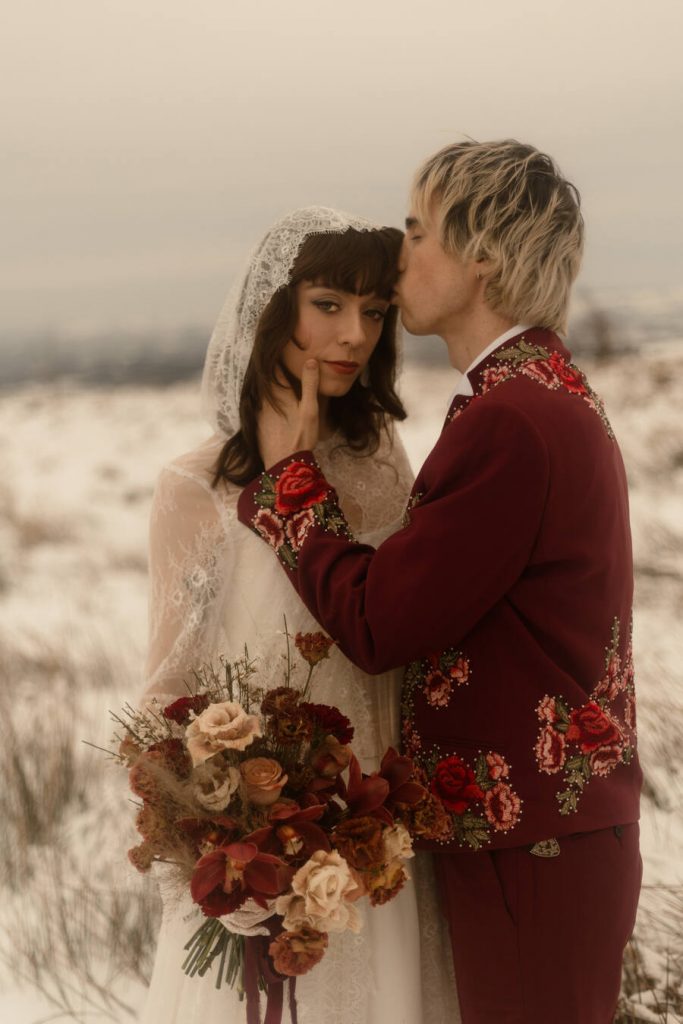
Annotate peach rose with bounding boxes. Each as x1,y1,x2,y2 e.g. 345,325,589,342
275,850,363,934
240,757,288,807
193,759,241,812
185,701,261,766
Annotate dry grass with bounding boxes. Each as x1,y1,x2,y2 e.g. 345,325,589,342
0,481,76,549
0,693,91,886
616,887,683,1022
0,854,159,1022
0,647,159,1021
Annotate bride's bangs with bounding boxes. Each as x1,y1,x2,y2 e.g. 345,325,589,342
290,227,403,299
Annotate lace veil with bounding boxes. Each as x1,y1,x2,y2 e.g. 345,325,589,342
144,206,412,701
200,206,380,437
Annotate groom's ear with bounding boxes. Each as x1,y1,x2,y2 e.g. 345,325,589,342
474,256,494,281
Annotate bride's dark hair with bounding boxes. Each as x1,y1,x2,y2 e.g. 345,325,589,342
211,226,407,488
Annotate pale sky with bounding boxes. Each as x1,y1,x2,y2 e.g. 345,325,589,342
2,0,682,335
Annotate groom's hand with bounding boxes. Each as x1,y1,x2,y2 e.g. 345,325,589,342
257,359,320,469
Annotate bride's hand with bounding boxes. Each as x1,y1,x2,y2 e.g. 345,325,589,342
257,359,320,469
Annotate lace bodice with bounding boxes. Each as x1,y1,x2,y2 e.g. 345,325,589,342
143,424,413,707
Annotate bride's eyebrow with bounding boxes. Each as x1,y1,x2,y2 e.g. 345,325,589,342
405,216,420,230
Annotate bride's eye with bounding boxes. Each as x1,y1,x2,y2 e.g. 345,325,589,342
364,307,388,321
312,299,340,313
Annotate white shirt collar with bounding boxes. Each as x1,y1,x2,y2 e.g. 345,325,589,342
446,324,532,406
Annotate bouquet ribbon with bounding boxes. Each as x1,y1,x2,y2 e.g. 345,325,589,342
244,919,297,1024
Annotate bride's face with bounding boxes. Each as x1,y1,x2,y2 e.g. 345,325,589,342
283,281,390,397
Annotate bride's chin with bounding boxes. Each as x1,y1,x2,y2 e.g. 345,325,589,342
318,378,357,398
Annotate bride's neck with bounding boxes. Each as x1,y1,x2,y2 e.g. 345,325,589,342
318,396,334,441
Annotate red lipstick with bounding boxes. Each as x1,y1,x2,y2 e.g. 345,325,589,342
325,361,359,375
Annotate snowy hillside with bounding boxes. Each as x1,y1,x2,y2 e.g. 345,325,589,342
0,344,681,1022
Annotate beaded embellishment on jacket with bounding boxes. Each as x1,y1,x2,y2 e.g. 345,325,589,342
401,745,523,850
401,649,522,849
250,457,352,569
405,649,471,710
534,617,637,815
446,338,615,439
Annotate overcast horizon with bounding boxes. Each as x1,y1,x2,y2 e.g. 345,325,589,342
3,0,682,338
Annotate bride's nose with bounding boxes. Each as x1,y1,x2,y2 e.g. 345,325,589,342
338,310,367,348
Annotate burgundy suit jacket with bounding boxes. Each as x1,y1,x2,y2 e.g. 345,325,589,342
237,329,642,852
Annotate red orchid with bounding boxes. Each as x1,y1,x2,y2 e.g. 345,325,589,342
190,841,294,917
176,815,239,855
338,753,392,824
244,802,331,859
379,747,427,810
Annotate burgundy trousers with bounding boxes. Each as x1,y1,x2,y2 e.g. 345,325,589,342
433,824,642,1024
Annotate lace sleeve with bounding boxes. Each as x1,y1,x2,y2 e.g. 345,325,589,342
142,462,232,702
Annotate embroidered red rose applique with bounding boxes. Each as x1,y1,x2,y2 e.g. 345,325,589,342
250,458,351,568
274,461,332,514
426,750,522,849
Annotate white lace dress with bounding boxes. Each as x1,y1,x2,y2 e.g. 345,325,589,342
137,427,458,1024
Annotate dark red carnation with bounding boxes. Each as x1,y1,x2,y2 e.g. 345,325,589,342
295,632,335,666
163,693,210,725
430,755,484,815
299,702,354,744
274,461,331,515
261,687,300,716
566,701,623,753
148,737,192,778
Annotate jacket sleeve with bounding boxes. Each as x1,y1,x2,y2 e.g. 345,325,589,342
237,400,550,674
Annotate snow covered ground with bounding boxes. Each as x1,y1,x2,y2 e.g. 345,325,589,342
1,344,682,1022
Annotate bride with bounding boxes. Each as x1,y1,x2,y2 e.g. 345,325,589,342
138,207,457,1024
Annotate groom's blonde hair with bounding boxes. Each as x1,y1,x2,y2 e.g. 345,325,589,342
411,140,584,333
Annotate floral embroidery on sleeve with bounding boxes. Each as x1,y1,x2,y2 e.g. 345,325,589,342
249,458,352,569
533,617,636,815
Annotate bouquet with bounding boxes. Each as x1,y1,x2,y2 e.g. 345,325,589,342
111,628,426,1023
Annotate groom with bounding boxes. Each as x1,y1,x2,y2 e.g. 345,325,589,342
237,140,642,1023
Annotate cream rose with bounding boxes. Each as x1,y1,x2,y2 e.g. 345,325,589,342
241,757,288,807
185,700,261,766
383,823,414,864
275,850,362,934
193,759,241,811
